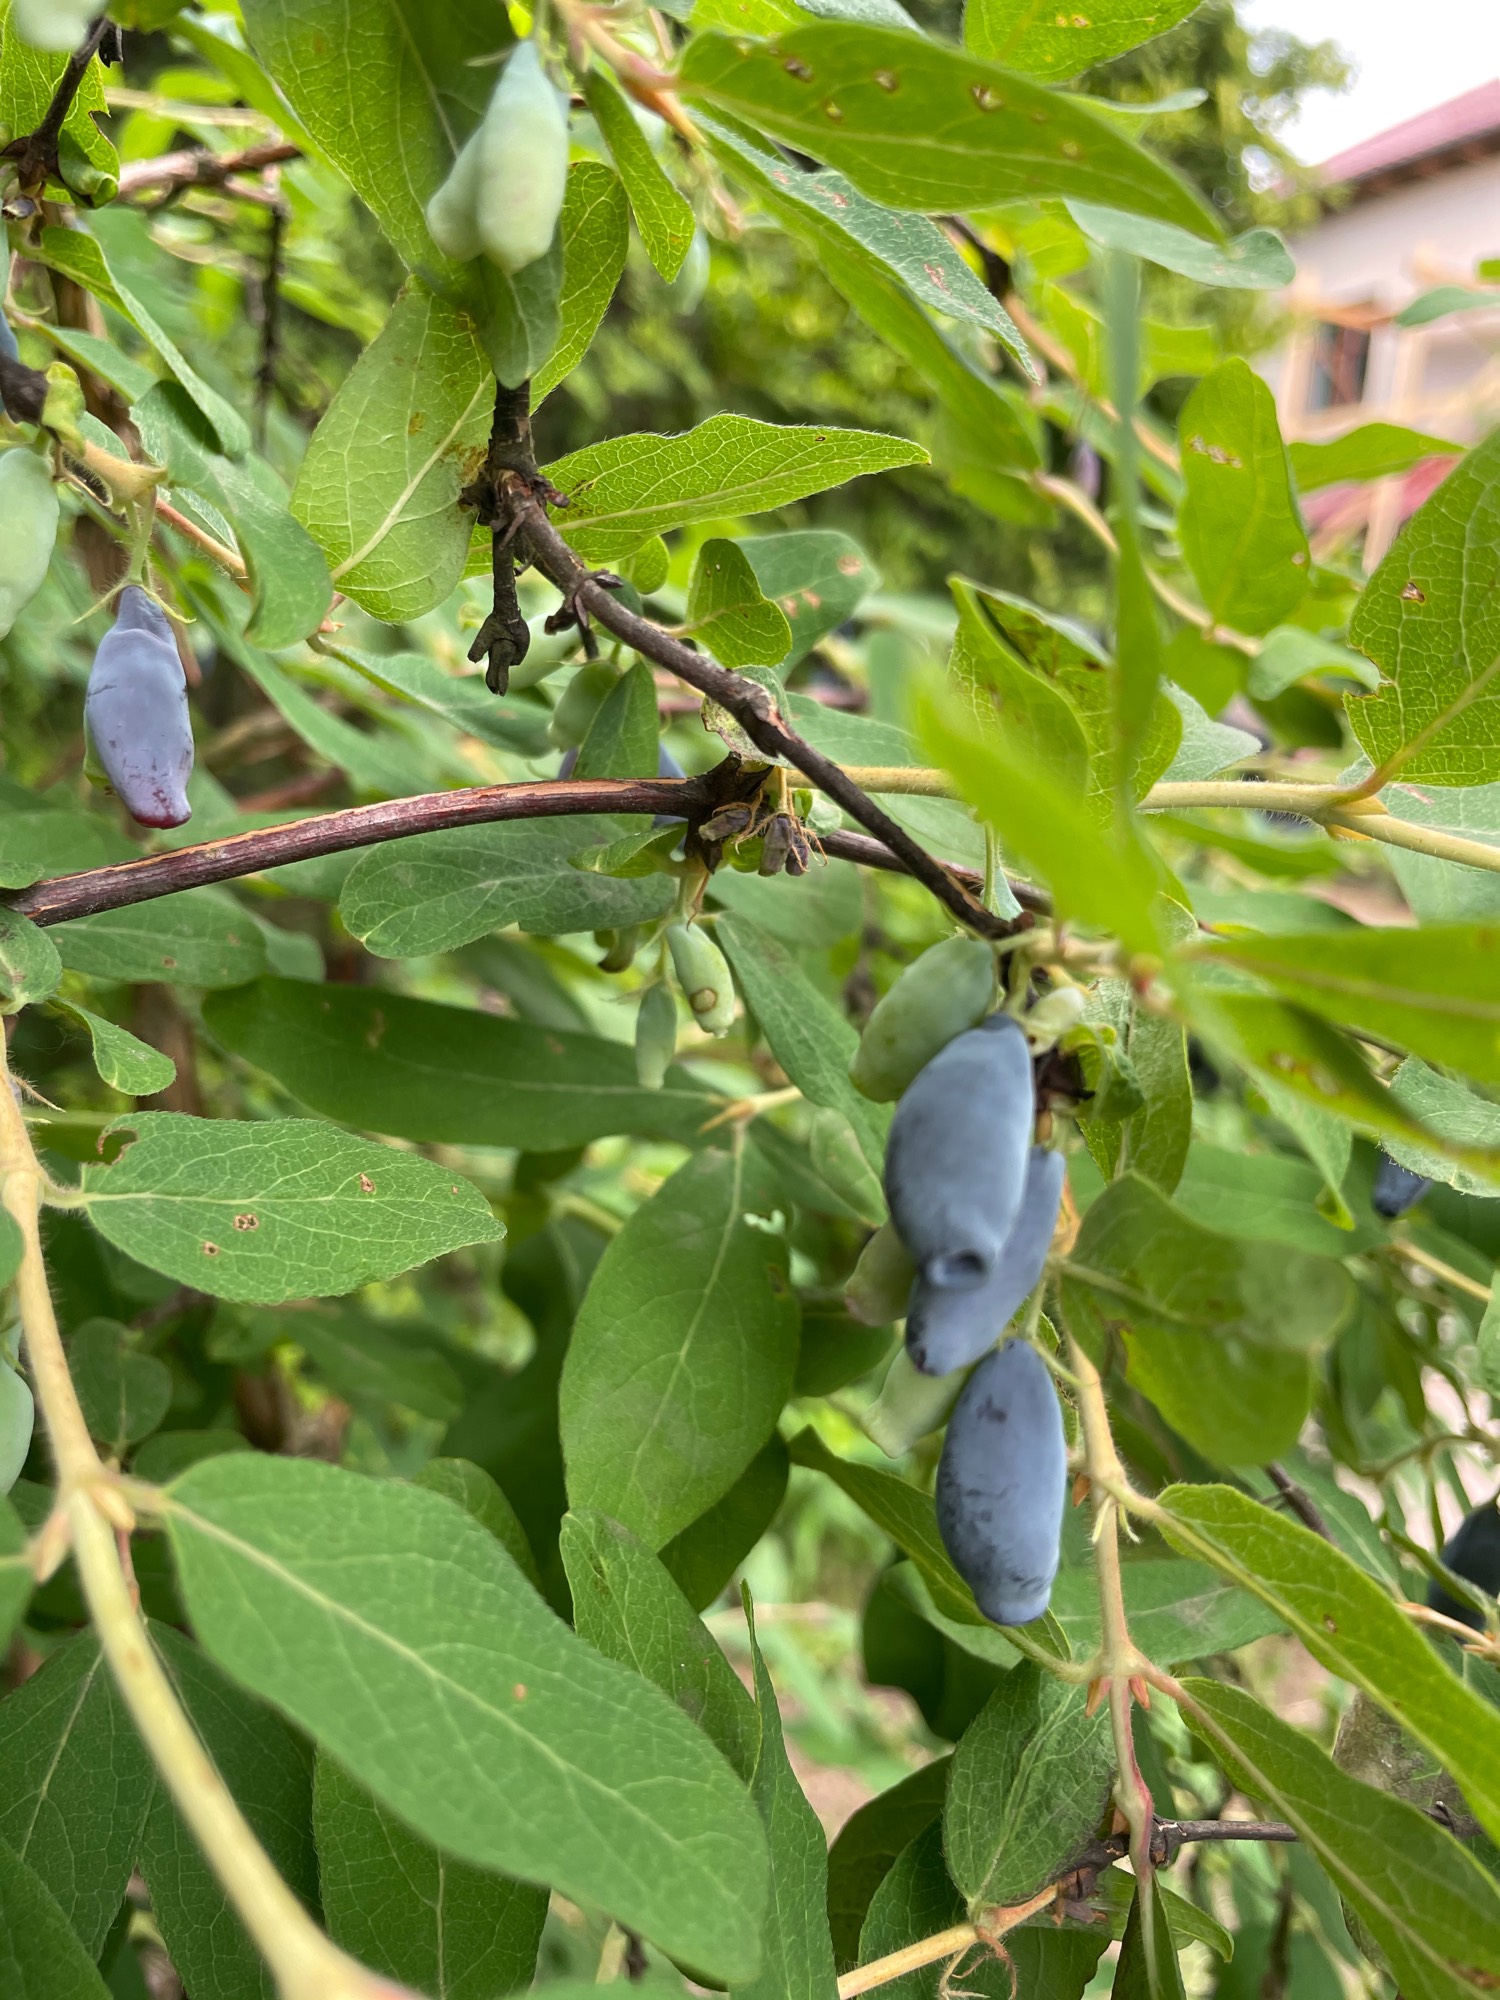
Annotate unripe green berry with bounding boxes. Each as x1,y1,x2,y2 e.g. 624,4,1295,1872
666,923,735,1036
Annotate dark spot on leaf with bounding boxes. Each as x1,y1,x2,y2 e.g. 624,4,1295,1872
358,1173,375,1193
971,83,1004,110
1400,581,1426,602
232,1213,258,1231
783,57,813,78
408,412,427,436
202,1242,221,1257
837,554,863,575
874,69,899,91
513,1683,528,1699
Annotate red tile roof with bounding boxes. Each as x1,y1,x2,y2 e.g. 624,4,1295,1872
1320,78,1500,186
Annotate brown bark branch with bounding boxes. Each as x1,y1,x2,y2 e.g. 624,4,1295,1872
6,775,718,928
499,476,1015,939
4,778,1048,934
116,141,302,201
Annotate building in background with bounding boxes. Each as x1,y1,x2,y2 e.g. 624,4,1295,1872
1263,79,1500,562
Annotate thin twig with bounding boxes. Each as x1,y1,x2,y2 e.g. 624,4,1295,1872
501,477,1014,939
1264,1464,1335,1543
117,141,302,201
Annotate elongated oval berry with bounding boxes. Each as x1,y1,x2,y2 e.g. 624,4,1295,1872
845,1221,915,1327
1372,1153,1431,1219
936,1338,1065,1626
84,587,195,829
1426,1501,1500,1630
850,936,997,1102
906,1147,1064,1377
0,1360,34,1495
635,980,678,1089
0,447,59,640
667,922,735,1035
475,41,570,275
883,1014,1033,1286
425,126,486,262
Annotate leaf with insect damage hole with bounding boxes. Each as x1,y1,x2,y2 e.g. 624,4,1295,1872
78,1114,501,1303
1347,429,1500,784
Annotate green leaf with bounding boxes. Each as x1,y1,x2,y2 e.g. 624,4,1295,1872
132,384,332,651
0,25,118,204
79,1113,502,1304
534,162,630,403
1396,285,1500,328
52,890,268,992
1045,1554,1280,1661
679,27,1219,236
339,816,675,957
141,1624,318,2000
542,415,927,561
739,530,878,664
1172,1144,1368,1255
705,120,1041,463
1246,626,1380,701
164,1453,769,1983
270,1301,462,1422
1177,359,1310,636
574,660,661,779
687,539,796,667
0,806,132,892
1081,979,1192,1194
37,227,248,457
314,1753,547,2000
1384,1058,1500,1195
559,1146,799,1548
238,0,505,277
68,1318,172,1453
0,1494,29,1652
0,1840,110,2000
1370,776,1500,923
1289,424,1460,492
1182,1677,1500,2000
560,1508,760,1779
916,683,1164,955
965,0,1201,78
718,916,887,1169
55,1002,176,1097
735,1596,840,2000
336,646,550,756
0,908,61,1011
414,1457,541,1589
1346,430,1500,784
585,68,696,280
203,978,723,1148
220,634,436,801
1192,923,1500,1088
0,1631,154,1956
944,1663,1113,1907
1060,1173,1353,1462
292,283,491,622
702,117,1030,361
1067,202,1292,288
1114,1874,1186,2000
660,1434,791,1610
827,1760,950,1969
787,1427,978,1624
949,578,1091,791
1159,1485,1500,1850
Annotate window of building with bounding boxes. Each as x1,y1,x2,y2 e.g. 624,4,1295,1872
1307,321,1372,410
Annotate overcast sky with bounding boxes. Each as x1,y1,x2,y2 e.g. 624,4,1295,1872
1239,0,1500,163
